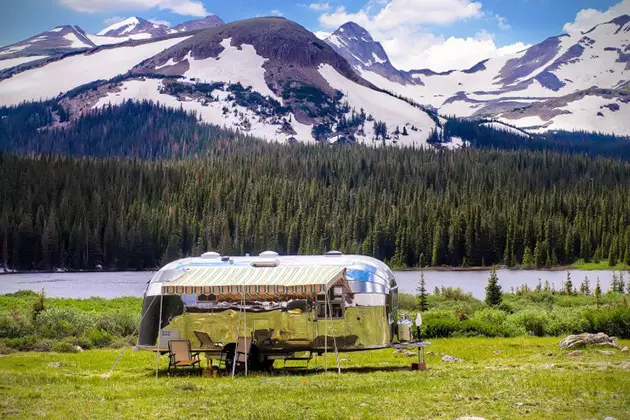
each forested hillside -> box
[2,141,630,270]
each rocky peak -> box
[325,21,419,85]
[97,17,169,38]
[172,15,225,32]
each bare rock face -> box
[442,355,463,363]
[172,15,224,33]
[0,25,95,59]
[559,333,621,350]
[566,350,583,357]
[325,22,419,85]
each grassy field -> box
[1,337,629,420]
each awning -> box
[161,265,346,300]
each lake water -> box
[0,269,623,299]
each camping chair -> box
[193,330,224,368]
[235,336,252,365]
[167,339,201,372]
[194,330,224,349]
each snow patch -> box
[319,64,436,147]
[0,36,190,106]
[480,121,530,137]
[62,32,90,49]
[98,17,140,36]
[0,55,48,71]
[94,79,312,143]
[184,38,278,100]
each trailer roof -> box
[161,265,346,300]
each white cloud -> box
[319,0,483,30]
[270,9,284,16]
[103,16,126,26]
[148,18,170,27]
[495,14,510,30]
[317,0,529,71]
[309,2,332,11]
[563,0,630,34]
[58,0,210,17]
[382,29,529,71]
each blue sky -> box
[1,0,628,71]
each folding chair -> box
[167,339,201,372]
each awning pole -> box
[324,289,328,373]
[243,291,248,377]
[155,292,164,380]
[326,289,342,375]
[231,289,242,379]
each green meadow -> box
[1,337,629,419]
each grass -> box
[570,260,629,270]
[1,337,629,419]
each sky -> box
[0,0,628,71]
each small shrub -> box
[87,329,112,348]
[51,339,78,353]
[37,307,94,338]
[506,310,550,337]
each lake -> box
[0,269,623,299]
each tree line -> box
[2,140,630,270]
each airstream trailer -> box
[137,252,400,369]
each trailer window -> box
[316,289,344,319]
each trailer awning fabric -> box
[161,266,346,300]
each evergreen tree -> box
[485,267,502,306]
[564,271,573,295]
[595,278,602,307]
[580,276,591,295]
[416,271,428,312]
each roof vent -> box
[325,250,343,256]
[251,257,279,267]
[259,251,279,258]
[201,252,221,259]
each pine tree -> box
[619,272,626,294]
[416,271,428,312]
[580,276,591,295]
[611,272,619,294]
[485,267,502,306]
[564,271,573,295]
[522,246,533,267]
[595,278,602,307]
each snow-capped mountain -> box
[96,15,224,40]
[0,25,95,62]
[335,16,630,136]
[0,17,438,147]
[325,22,417,85]
[97,17,170,38]
[172,15,225,32]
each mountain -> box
[325,22,418,85]
[0,17,438,147]
[0,25,95,69]
[97,17,170,38]
[172,15,225,32]
[339,16,630,136]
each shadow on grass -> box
[145,364,414,378]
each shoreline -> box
[2,265,628,275]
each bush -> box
[36,307,94,339]
[471,308,507,326]
[588,307,630,338]
[95,311,138,337]
[0,309,34,338]
[87,329,113,348]
[505,310,550,337]
[545,308,590,336]
[51,339,79,353]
